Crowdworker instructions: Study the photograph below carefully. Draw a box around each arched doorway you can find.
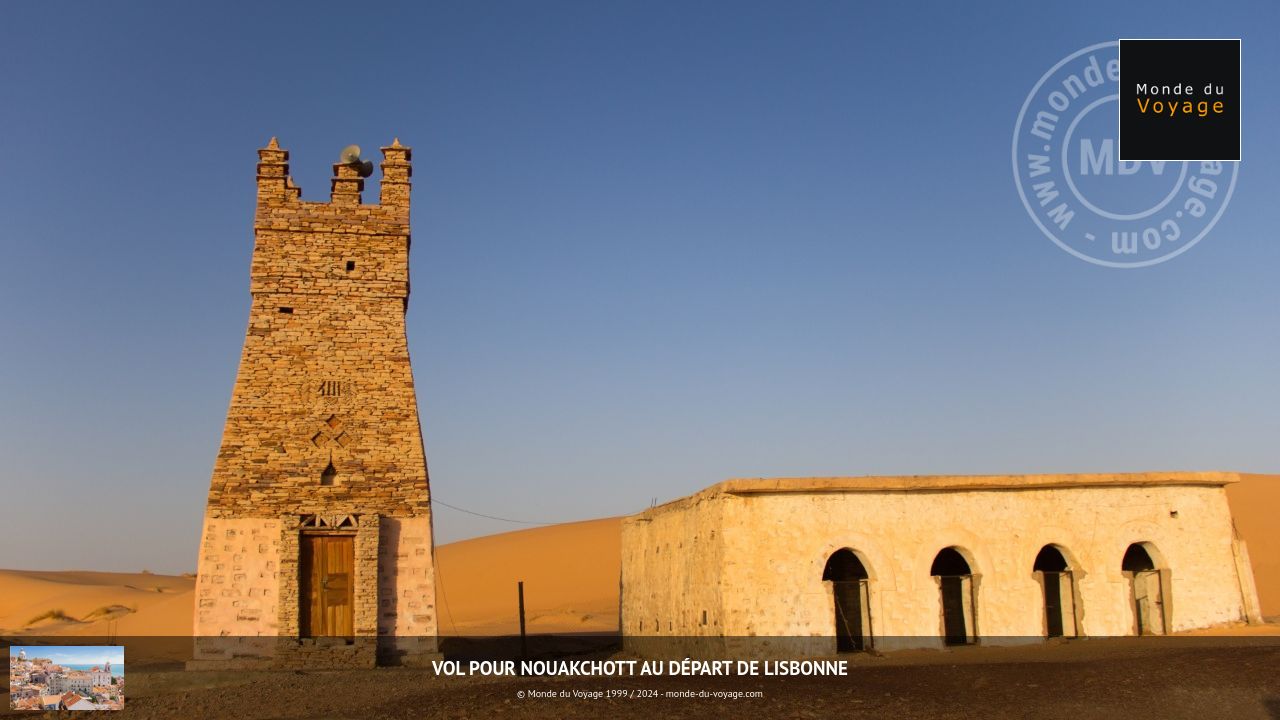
[931,547,976,645]
[1122,543,1168,635]
[823,549,872,651]
[1033,545,1078,638]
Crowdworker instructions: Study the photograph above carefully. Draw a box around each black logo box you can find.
[1119,39,1240,162]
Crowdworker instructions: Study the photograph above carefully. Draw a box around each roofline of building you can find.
[719,471,1248,494]
[627,471,1275,522]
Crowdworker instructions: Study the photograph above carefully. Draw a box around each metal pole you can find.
[518,580,528,661]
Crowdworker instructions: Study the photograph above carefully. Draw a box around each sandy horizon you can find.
[0,516,622,639]
[2,475,1275,638]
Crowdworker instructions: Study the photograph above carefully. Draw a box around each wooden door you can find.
[857,579,873,650]
[940,575,969,645]
[1059,571,1078,637]
[832,580,864,652]
[959,575,976,644]
[1133,570,1164,636]
[1043,572,1064,637]
[301,535,354,638]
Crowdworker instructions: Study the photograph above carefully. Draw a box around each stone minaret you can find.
[190,139,438,669]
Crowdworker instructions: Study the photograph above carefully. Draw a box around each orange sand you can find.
[1227,474,1280,618]
[434,517,621,635]
[0,569,195,636]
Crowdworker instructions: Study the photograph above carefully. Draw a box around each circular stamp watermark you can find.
[1012,41,1238,268]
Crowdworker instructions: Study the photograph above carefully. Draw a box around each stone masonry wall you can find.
[378,517,440,662]
[193,517,282,634]
[203,139,426,517]
[621,495,725,648]
[191,139,438,667]
[622,475,1257,656]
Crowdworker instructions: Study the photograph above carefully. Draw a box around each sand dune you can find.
[1228,474,1280,618]
[0,569,195,636]
[0,517,622,639]
[434,517,621,636]
[0,475,1272,639]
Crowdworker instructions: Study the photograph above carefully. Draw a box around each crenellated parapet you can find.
[248,139,415,302]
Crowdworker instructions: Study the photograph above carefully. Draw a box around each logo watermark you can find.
[1012,41,1238,268]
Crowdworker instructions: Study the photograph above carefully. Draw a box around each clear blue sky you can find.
[1,2,1276,574]
[11,646,124,667]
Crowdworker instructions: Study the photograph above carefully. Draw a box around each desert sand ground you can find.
[1,475,1275,637]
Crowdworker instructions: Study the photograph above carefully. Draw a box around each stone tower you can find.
[189,139,438,669]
